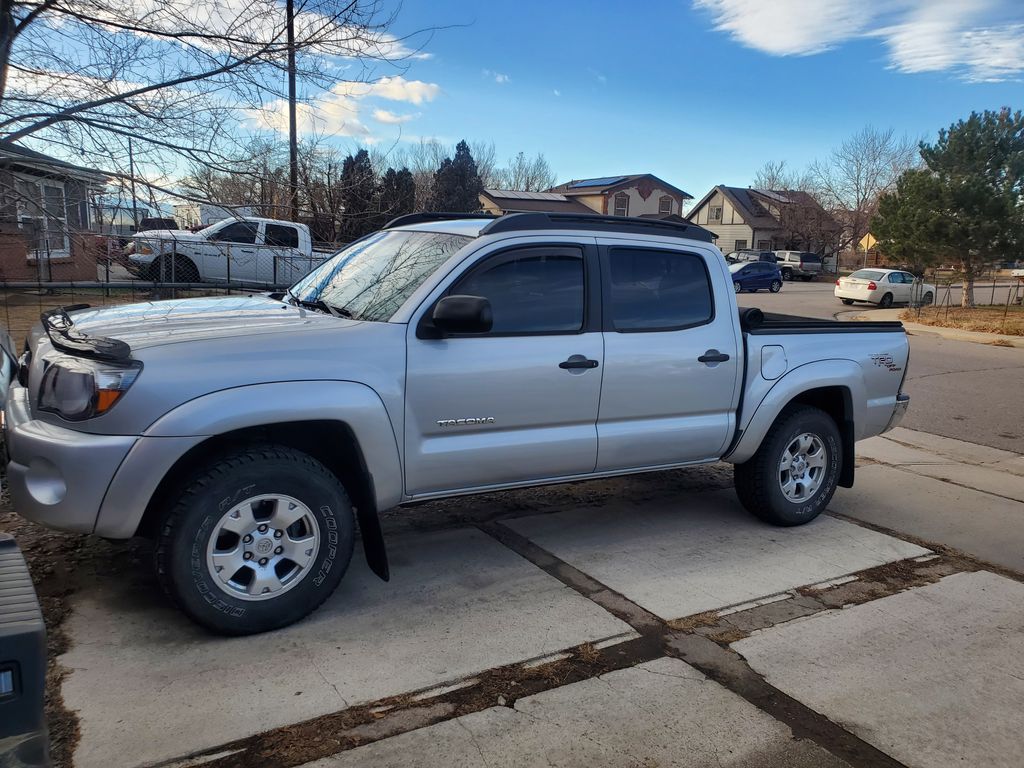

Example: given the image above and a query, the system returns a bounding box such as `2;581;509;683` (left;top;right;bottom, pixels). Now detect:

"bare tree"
0;0;421;199
496;151;556;191
469;140;500;189
809;126;918;252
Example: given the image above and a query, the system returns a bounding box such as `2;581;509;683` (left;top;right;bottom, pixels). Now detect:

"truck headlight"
38;357;142;421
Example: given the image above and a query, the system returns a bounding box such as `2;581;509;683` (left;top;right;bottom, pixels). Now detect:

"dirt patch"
901;305;1024;336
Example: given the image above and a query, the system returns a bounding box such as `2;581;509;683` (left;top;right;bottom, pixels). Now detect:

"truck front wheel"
733;405;841;526
155;444;355;635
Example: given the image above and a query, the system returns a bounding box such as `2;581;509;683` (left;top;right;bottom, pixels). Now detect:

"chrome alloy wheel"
778;433;827;502
205;494;320;601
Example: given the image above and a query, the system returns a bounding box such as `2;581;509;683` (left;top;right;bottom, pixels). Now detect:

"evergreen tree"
339;149;378;240
873;108;1024;306
429;140;483;212
378;167;416;222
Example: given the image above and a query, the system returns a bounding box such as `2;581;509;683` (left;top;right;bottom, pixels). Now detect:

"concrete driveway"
53;428;1024;768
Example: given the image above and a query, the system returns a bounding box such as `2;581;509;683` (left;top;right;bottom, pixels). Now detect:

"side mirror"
431;295;493;335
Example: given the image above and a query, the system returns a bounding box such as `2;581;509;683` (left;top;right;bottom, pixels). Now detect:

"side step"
0;533;49;767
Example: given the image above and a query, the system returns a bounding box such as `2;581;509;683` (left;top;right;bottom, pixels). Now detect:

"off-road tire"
155;444;355;635
878;292;894;308
922;291;934;305
734;405;842;526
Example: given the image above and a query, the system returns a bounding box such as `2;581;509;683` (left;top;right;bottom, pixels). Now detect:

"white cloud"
246;92;370;138
373;108;418;124
347;76;441;104
693;0;1024;81
553;89;561;96
482;69;511;84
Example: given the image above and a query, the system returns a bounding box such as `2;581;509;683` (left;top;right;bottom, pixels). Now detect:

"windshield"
850;269;885;280
728;262;747;273
289;230;471;321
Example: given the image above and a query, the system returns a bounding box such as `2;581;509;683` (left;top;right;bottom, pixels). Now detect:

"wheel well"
786;386;855;487
136;420;375;538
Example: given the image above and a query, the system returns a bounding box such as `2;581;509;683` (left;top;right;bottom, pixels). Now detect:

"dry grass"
901;305;1024;336
666;610;719;632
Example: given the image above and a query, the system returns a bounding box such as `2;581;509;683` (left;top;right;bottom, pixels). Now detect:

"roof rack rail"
384;212;497;229
478;212;715;242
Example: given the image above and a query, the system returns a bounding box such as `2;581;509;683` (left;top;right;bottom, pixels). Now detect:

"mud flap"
355;503;389;581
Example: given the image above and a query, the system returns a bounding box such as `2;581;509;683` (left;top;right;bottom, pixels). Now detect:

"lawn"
901;305;1024;336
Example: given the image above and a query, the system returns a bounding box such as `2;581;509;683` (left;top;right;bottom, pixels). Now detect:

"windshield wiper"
286;289;354;319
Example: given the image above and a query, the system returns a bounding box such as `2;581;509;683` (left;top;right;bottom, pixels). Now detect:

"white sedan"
835;269;935;308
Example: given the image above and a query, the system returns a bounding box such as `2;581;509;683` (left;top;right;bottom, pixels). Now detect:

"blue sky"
292;0;1024;198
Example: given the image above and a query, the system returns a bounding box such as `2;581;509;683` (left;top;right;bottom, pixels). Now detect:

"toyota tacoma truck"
3;212;911;635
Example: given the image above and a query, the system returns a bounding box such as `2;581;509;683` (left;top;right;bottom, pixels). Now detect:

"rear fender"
725;360;865;466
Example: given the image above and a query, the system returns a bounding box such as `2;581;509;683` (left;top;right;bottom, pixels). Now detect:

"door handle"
697;350;730;364
559;356;599;370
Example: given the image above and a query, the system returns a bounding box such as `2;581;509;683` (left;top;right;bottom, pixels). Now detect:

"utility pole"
286;0;299;222
128;137;139;231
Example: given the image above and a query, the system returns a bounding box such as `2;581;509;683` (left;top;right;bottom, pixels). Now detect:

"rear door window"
266;224;300;249
607;248;713;331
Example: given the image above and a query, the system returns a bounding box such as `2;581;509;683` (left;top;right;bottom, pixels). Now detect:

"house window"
709;206;723;222
613;192;629;216
734;239;748;251
658;195;673;215
757;240;771;250
15;175;68;259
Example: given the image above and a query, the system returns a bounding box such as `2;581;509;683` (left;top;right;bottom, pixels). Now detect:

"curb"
849;309;1024;348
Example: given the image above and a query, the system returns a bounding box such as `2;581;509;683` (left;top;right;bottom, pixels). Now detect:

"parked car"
835;269;935;308
729;261;783;293
774;251;823;281
125;216;332;285
725;249;776;264
5;212;911;635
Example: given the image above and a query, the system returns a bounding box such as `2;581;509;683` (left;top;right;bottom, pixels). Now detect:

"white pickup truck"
6;212;912;635
125;216;331;286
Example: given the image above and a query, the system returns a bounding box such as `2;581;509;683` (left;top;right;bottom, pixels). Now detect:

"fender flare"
96;381;402;581
724;359;865;467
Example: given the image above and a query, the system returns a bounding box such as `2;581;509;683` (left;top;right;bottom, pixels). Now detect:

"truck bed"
747;311;904;334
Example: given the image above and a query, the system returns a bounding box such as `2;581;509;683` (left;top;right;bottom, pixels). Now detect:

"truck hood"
64;295;350;351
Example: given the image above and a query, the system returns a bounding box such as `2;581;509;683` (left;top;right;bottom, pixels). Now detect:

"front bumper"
3;384;137;534
884;393;910;432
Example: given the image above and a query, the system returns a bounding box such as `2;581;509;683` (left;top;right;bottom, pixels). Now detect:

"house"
94;196;154;236
174;202;254;230
546;174;692;217
0;142;108;281
686;185;840;255
479;189;596;216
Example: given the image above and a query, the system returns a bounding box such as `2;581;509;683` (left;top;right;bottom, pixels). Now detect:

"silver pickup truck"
3;213;911;635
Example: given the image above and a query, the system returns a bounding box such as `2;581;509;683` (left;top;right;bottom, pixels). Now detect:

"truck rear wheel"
155;444;355;635
733;405;841;526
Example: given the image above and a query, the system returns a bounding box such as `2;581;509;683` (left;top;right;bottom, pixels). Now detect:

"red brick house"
0;142;108;282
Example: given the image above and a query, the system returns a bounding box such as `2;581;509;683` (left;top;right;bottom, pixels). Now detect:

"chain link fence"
0;232;339;346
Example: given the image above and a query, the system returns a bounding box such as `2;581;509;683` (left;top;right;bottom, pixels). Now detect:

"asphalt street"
738;281;1024;452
